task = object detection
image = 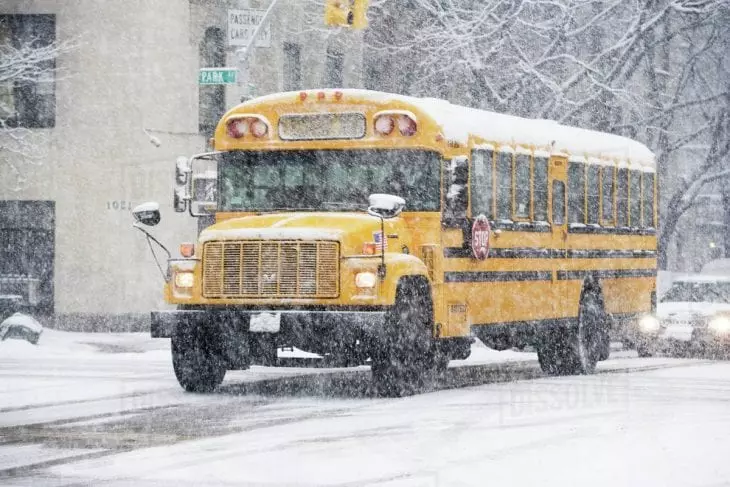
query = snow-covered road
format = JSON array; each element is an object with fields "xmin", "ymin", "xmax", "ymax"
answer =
[{"xmin": 2, "ymin": 331, "xmax": 729, "ymax": 486}]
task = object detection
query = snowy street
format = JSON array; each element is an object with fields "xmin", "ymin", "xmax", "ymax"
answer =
[{"xmin": 2, "ymin": 331, "xmax": 729, "ymax": 486}]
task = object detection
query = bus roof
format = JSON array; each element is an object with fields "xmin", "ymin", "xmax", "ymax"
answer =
[{"xmin": 238, "ymin": 89, "xmax": 656, "ymax": 168}]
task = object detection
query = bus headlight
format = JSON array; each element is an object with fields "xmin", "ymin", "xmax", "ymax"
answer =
[
  {"xmin": 355, "ymin": 271, "xmax": 377, "ymax": 289},
  {"xmin": 638, "ymin": 315, "xmax": 660, "ymax": 333},
  {"xmin": 174, "ymin": 271, "xmax": 195, "ymax": 289},
  {"xmin": 709, "ymin": 316, "xmax": 730, "ymax": 335}
]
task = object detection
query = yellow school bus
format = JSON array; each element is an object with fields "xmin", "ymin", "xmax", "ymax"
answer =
[{"xmin": 136, "ymin": 89, "xmax": 656, "ymax": 396}]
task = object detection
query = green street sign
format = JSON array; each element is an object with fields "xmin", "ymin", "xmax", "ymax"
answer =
[{"xmin": 199, "ymin": 68, "xmax": 238, "ymax": 85}]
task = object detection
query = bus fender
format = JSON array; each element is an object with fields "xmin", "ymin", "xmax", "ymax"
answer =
[{"xmin": 379, "ymin": 253, "xmax": 431, "ymax": 304}]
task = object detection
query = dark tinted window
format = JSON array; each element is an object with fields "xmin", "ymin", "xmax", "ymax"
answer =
[
  {"xmin": 617, "ymin": 168, "xmax": 629, "ymax": 227},
  {"xmin": 534, "ymin": 157, "xmax": 548, "ymax": 221},
  {"xmin": 471, "ymin": 149, "xmax": 493, "ymax": 219},
  {"xmin": 630, "ymin": 170, "xmax": 641, "ymax": 227},
  {"xmin": 643, "ymin": 172, "xmax": 655, "ymax": 228},
  {"xmin": 0, "ymin": 15, "xmax": 56, "ymax": 128},
  {"xmin": 496, "ymin": 151, "xmax": 512, "ymax": 220},
  {"xmin": 587, "ymin": 166, "xmax": 600, "ymax": 224},
  {"xmin": 568, "ymin": 162, "xmax": 585, "ymax": 224},
  {"xmin": 601, "ymin": 166, "xmax": 615, "ymax": 225},
  {"xmin": 552, "ymin": 180, "xmax": 565, "ymax": 225},
  {"xmin": 514, "ymin": 154, "xmax": 530, "ymax": 218}
]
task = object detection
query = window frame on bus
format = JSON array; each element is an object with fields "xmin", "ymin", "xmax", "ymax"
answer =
[
  {"xmin": 568, "ymin": 158, "xmax": 586, "ymax": 226},
  {"xmin": 616, "ymin": 162, "xmax": 629, "ymax": 229},
  {"xmin": 470, "ymin": 147, "xmax": 494, "ymax": 220},
  {"xmin": 533, "ymin": 152, "xmax": 549, "ymax": 223},
  {"xmin": 512, "ymin": 148, "xmax": 532, "ymax": 222},
  {"xmin": 586, "ymin": 159, "xmax": 601, "ymax": 226},
  {"xmin": 642, "ymin": 169, "xmax": 656, "ymax": 229},
  {"xmin": 600, "ymin": 161, "xmax": 616, "ymax": 227},
  {"xmin": 495, "ymin": 147, "xmax": 514, "ymax": 223},
  {"xmin": 629, "ymin": 166, "xmax": 642, "ymax": 229}
]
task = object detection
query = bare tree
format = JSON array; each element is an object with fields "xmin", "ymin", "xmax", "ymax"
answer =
[
  {"xmin": 360, "ymin": 0, "xmax": 729, "ymax": 268},
  {"xmin": 0, "ymin": 36, "xmax": 74, "ymax": 189}
]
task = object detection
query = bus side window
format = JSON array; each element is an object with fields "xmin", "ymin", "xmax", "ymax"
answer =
[
  {"xmin": 552, "ymin": 180, "xmax": 565, "ymax": 225},
  {"xmin": 601, "ymin": 164, "xmax": 615, "ymax": 226},
  {"xmin": 568, "ymin": 161, "xmax": 585, "ymax": 224},
  {"xmin": 643, "ymin": 172, "xmax": 655, "ymax": 228},
  {"xmin": 470, "ymin": 149, "xmax": 493, "ymax": 219},
  {"xmin": 443, "ymin": 156, "xmax": 468, "ymax": 226},
  {"xmin": 514, "ymin": 153, "xmax": 530, "ymax": 219},
  {"xmin": 533, "ymin": 156, "xmax": 548, "ymax": 222},
  {"xmin": 629, "ymin": 169, "xmax": 641, "ymax": 228},
  {"xmin": 587, "ymin": 165, "xmax": 600, "ymax": 225},
  {"xmin": 617, "ymin": 167, "xmax": 629, "ymax": 228},
  {"xmin": 496, "ymin": 151, "xmax": 513, "ymax": 221}
]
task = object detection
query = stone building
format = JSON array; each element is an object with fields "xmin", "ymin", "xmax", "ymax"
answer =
[{"xmin": 0, "ymin": 0, "xmax": 363, "ymax": 330}]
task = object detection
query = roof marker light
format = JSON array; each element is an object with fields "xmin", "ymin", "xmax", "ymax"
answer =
[
  {"xmin": 398, "ymin": 114, "xmax": 417, "ymax": 136},
  {"xmin": 299, "ymin": 92, "xmax": 308, "ymax": 101},
  {"xmin": 374, "ymin": 115, "xmax": 395, "ymax": 136},
  {"xmin": 317, "ymin": 91, "xmax": 326, "ymax": 101},
  {"xmin": 250, "ymin": 119, "xmax": 268, "ymax": 138},
  {"xmin": 334, "ymin": 91, "xmax": 343, "ymax": 101},
  {"xmin": 226, "ymin": 118, "xmax": 249, "ymax": 138}
]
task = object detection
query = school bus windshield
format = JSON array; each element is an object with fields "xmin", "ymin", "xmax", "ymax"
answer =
[{"xmin": 218, "ymin": 149, "xmax": 441, "ymax": 212}]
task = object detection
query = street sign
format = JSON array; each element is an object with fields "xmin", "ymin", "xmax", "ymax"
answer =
[
  {"xmin": 198, "ymin": 68, "xmax": 238, "ymax": 85},
  {"xmin": 228, "ymin": 9, "xmax": 271, "ymax": 47}
]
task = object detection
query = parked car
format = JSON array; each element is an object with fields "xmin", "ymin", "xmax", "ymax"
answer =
[{"xmin": 628, "ymin": 275, "xmax": 730, "ymax": 357}]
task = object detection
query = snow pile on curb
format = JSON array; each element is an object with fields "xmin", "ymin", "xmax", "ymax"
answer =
[{"xmin": 0, "ymin": 312, "xmax": 43, "ymax": 344}]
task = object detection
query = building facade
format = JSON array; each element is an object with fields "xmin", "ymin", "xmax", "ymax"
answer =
[{"xmin": 0, "ymin": 0, "xmax": 363, "ymax": 330}]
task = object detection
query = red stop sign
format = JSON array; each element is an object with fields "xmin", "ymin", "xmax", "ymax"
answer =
[{"xmin": 471, "ymin": 215, "xmax": 491, "ymax": 260}]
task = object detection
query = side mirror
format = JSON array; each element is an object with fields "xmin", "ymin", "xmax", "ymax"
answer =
[
  {"xmin": 132, "ymin": 202, "xmax": 161, "ymax": 226},
  {"xmin": 173, "ymin": 188, "xmax": 187, "ymax": 213},
  {"xmin": 175, "ymin": 156, "xmax": 190, "ymax": 185},
  {"xmin": 443, "ymin": 156, "xmax": 468, "ymax": 226},
  {"xmin": 367, "ymin": 193, "xmax": 406, "ymax": 219}
]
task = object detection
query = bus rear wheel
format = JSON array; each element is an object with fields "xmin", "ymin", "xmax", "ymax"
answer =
[
  {"xmin": 172, "ymin": 321, "xmax": 226, "ymax": 393},
  {"xmin": 538, "ymin": 291, "xmax": 604, "ymax": 375},
  {"xmin": 371, "ymin": 278, "xmax": 436, "ymax": 397}
]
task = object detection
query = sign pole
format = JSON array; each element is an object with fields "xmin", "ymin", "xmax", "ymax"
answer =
[{"xmin": 236, "ymin": 0, "xmax": 280, "ymax": 96}]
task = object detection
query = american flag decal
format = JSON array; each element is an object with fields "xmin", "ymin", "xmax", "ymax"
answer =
[{"xmin": 373, "ymin": 231, "xmax": 388, "ymax": 251}]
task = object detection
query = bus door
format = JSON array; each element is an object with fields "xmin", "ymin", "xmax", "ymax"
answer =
[{"xmin": 549, "ymin": 156, "xmax": 568, "ymax": 315}]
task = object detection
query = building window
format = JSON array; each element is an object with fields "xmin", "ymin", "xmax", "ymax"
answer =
[
  {"xmin": 587, "ymin": 165, "xmax": 600, "ymax": 225},
  {"xmin": 471, "ymin": 149, "xmax": 493, "ymax": 219},
  {"xmin": 513, "ymin": 153, "xmax": 530, "ymax": 219},
  {"xmin": 283, "ymin": 42, "xmax": 301, "ymax": 91},
  {"xmin": 199, "ymin": 27, "xmax": 225, "ymax": 134},
  {"xmin": 324, "ymin": 49, "xmax": 344, "ymax": 87},
  {"xmin": 568, "ymin": 161, "xmax": 585, "ymax": 224},
  {"xmin": 0, "ymin": 15, "xmax": 56, "ymax": 128},
  {"xmin": 496, "ymin": 151, "xmax": 512, "ymax": 221},
  {"xmin": 533, "ymin": 156, "xmax": 548, "ymax": 221}
]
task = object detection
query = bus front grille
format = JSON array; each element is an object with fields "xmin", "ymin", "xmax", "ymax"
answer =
[{"xmin": 202, "ymin": 240, "xmax": 339, "ymax": 299}]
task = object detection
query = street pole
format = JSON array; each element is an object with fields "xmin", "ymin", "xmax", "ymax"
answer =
[{"xmin": 236, "ymin": 0, "xmax": 281, "ymax": 99}]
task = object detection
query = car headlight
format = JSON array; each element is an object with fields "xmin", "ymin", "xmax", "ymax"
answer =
[
  {"xmin": 709, "ymin": 316, "xmax": 730, "ymax": 334},
  {"xmin": 174, "ymin": 271, "xmax": 195, "ymax": 288},
  {"xmin": 638, "ymin": 315, "xmax": 660, "ymax": 333},
  {"xmin": 355, "ymin": 271, "xmax": 377, "ymax": 289}
]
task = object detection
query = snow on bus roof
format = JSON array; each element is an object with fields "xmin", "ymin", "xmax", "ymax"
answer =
[{"xmin": 238, "ymin": 89, "xmax": 656, "ymax": 167}]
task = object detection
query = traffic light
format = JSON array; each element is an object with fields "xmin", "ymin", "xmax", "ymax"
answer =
[{"xmin": 324, "ymin": 0, "xmax": 369, "ymax": 30}]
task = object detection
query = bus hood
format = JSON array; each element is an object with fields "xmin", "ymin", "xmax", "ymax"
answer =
[{"xmin": 198, "ymin": 212, "xmax": 401, "ymax": 255}]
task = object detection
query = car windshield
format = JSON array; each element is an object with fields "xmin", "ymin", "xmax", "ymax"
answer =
[
  {"xmin": 218, "ymin": 149, "xmax": 441, "ymax": 212},
  {"xmin": 661, "ymin": 281, "xmax": 730, "ymax": 303}
]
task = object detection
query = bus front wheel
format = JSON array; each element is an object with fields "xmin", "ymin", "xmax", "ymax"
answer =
[
  {"xmin": 172, "ymin": 321, "xmax": 226, "ymax": 393},
  {"xmin": 371, "ymin": 278, "xmax": 435, "ymax": 397},
  {"xmin": 538, "ymin": 291, "xmax": 604, "ymax": 375}
]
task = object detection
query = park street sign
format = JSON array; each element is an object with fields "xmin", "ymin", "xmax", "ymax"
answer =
[{"xmin": 199, "ymin": 68, "xmax": 238, "ymax": 85}]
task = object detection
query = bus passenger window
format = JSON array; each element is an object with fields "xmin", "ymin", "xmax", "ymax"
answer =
[
  {"xmin": 514, "ymin": 153, "xmax": 530, "ymax": 219},
  {"xmin": 601, "ymin": 165, "xmax": 615, "ymax": 226},
  {"xmin": 629, "ymin": 170, "xmax": 641, "ymax": 227},
  {"xmin": 533, "ymin": 157, "xmax": 548, "ymax": 222},
  {"xmin": 587, "ymin": 165, "xmax": 600, "ymax": 225},
  {"xmin": 552, "ymin": 180, "xmax": 565, "ymax": 225},
  {"xmin": 568, "ymin": 161, "xmax": 585, "ymax": 224},
  {"xmin": 496, "ymin": 151, "xmax": 512, "ymax": 221},
  {"xmin": 643, "ymin": 172, "xmax": 655, "ymax": 228},
  {"xmin": 617, "ymin": 168, "xmax": 629, "ymax": 227},
  {"xmin": 471, "ymin": 149, "xmax": 493, "ymax": 219}
]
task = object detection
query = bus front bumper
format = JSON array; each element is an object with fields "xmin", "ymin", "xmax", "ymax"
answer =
[{"xmin": 150, "ymin": 308, "xmax": 388, "ymax": 339}]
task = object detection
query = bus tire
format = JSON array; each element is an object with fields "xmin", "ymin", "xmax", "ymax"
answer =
[
  {"xmin": 371, "ymin": 278, "xmax": 435, "ymax": 397},
  {"xmin": 172, "ymin": 321, "xmax": 226, "ymax": 393},
  {"xmin": 538, "ymin": 290, "xmax": 604, "ymax": 375}
]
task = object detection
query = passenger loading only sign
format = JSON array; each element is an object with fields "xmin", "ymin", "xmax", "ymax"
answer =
[{"xmin": 228, "ymin": 9, "xmax": 271, "ymax": 47}]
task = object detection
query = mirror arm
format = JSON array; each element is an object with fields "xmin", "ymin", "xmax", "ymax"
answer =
[
  {"xmin": 378, "ymin": 214, "xmax": 386, "ymax": 280},
  {"xmin": 133, "ymin": 222, "xmax": 172, "ymax": 282}
]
